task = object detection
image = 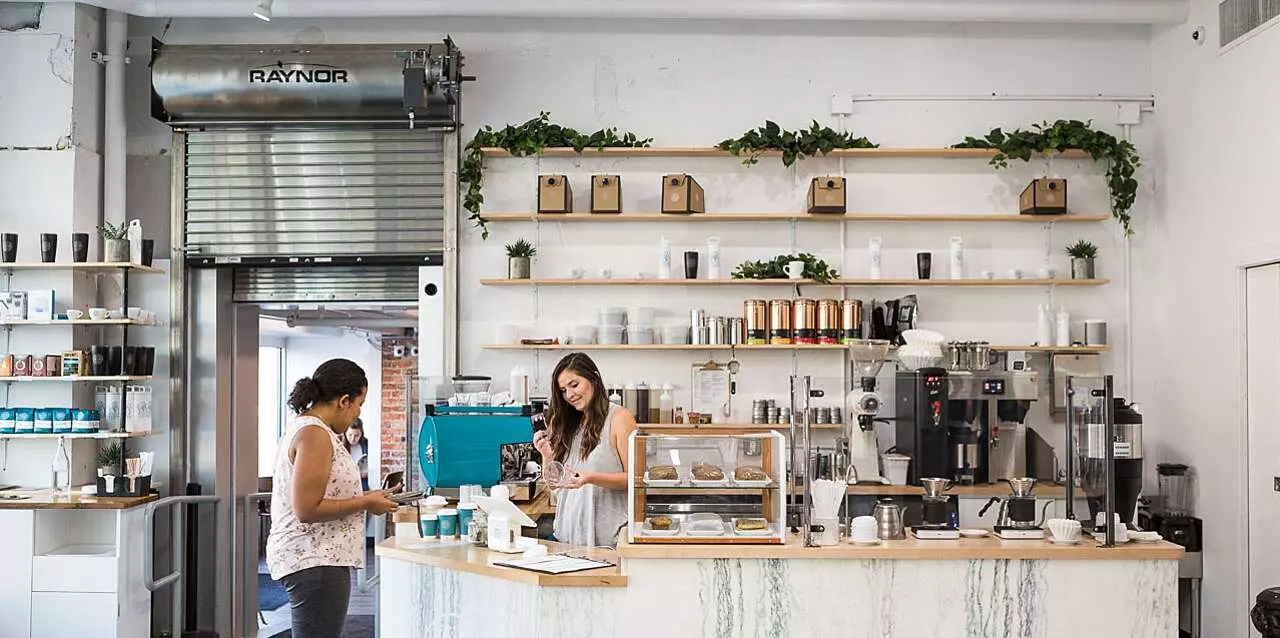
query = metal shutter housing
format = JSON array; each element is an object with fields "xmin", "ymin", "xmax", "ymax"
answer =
[{"xmin": 232, "ymin": 265, "xmax": 421, "ymax": 303}]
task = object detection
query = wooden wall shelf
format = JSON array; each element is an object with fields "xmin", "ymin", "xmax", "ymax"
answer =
[
  {"xmin": 483, "ymin": 343, "xmax": 1109, "ymax": 353},
  {"xmin": 0, "ymin": 431, "xmax": 157, "ymax": 440},
  {"xmin": 482, "ymin": 278, "xmax": 1110, "ymax": 287},
  {"xmin": 480, "ymin": 147, "xmax": 1093, "ymax": 160},
  {"xmin": 0, "ymin": 262, "xmax": 164, "ymax": 274},
  {"xmin": 0, "ymin": 375, "xmax": 155, "ymax": 383},
  {"xmin": 480, "ymin": 212, "xmax": 1110, "ymax": 223}
]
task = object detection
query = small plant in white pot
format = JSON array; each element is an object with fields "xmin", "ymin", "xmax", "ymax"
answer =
[
  {"xmin": 1066, "ymin": 239, "xmax": 1099, "ymax": 280},
  {"xmin": 100, "ymin": 221, "xmax": 130, "ymax": 263},
  {"xmin": 506, "ymin": 239, "xmax": 536, "ymax": 279},
  {"xmin": 96, "ymin": 441, "xmax": 121, "ymax": 476}
]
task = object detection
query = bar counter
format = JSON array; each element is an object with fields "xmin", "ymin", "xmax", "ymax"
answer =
[
  {"xmin": 0, "ymin": 489, "xmax": 158, "ymax": 510},
  {"xmin": 378, "ymin": 532, "xmax": 1181, "ymax": 638}
]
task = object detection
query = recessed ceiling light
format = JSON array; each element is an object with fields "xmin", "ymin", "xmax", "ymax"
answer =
[{"xmin": 252, "ymin": 0, "xmax": 272, "ymax": 21}]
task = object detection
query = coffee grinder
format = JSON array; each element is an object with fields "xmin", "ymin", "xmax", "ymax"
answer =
[
  {"xmin": 982, "ymin": 477, "xmax": 1047, "ymax": 539},
  {"xmin": 913, "ymin": 477, "xmax": 960, "ymax": 539},
  {"xmin": 844, "ymin": 339, "xmax": 894, "ymax": 484}
]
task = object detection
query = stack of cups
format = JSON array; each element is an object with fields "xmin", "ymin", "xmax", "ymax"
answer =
[
  {"xmin": 598, "ymin": 307, "xmax": 626, "ymax": 345},
  {"xmin": 418, "ymin": 494, "xmax": 449, "ymax": 540},
  {"xmin": 752, "ymin": 399, "xmax": 769, "ymax": 424},
  {"xmin": 627, "ymin": 306, "xmax": 655, "ymax": 345},
  {"xmin": 457, "ymin": 486, "xmax": 480, "ymax": 539},
  {"xmin": 850, "ymin": 516, "xmax": 879, "ymax": 544}
]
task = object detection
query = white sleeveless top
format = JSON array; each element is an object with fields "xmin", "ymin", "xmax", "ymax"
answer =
[
  {"xmin": 266, "ymin": 416, "xmax": 365, "ymax": 580},
  {"xmin": 553, "ymin": 405, "xmax": 629, "ymax": 548}
]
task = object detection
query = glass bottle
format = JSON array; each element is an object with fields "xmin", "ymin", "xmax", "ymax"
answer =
[{"xmin": 51, "ymin": 437, "xmax": 70, "ymax": 494}]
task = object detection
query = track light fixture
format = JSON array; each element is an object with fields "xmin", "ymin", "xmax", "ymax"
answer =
[{"xmin": 252, "ymin": 0, "xmax": 272, "ymax": 22}]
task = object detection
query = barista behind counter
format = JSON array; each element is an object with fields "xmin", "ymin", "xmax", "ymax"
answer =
[{"xmin": 532, "ymin": 352, "xmax": 638, "ymax": 548}]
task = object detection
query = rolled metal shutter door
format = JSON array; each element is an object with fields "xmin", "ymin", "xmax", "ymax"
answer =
[{"xmin": 183, "ymin": 128, "xmax": 446, "ymax": 298}]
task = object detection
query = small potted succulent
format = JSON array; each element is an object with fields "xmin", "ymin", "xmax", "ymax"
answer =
[
  {"xmin": 506, "ymin": 239, "xmax": 536, "ymax": 279},
  {"xmin": 100, "ymin": 221, "xmax": 130, "ymax": 263},
  {"xmin": 96, "ymin": 441, "xmax": 121, "ymax": 477},
  {"xmin": 1066, "ymin": 239, "xmax": 1099, "ymax": 280}
]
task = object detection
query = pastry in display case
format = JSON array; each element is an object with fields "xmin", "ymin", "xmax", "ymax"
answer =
[{"xmin": 627, "ymin": 429, "xmax": 786, "ymax": 544}]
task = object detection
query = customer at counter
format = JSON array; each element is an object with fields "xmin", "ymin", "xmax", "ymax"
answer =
[
  {"xmin": 267, "ymin": 358, "xmax": 401, "ymax": 638},
  {"xmin": 533, "ymin": 352, "xmax": 638, "ymax": 547}
]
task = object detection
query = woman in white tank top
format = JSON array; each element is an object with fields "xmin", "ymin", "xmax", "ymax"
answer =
[
  {"xmin": 533, "ymin": 353, "xmax": 638, "ymax": 548},
  {"xmin": 266, "ymin": 358, "xmax": 401, "ymax": 638}
]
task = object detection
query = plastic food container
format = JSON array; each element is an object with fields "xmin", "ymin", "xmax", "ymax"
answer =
[
  {"xmin": 598, "ymin": 324, "xmax": 625, "ymax": 344},
  {"xmin": 598, "ymin": 307, "xmax": 626, "ymax": 326},
  {"xmin": 661, "ymin": 324, "xmax": 690, "ymax": 345},
  {"xmin": 626, "ymin": 325, "xmax": 655, "ymax": 345}
]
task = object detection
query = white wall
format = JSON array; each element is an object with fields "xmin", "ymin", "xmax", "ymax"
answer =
[
  {"xmin": 281, "ymin": 331, "xmax": 383, "ymax": 487},
  {"xmin": 1141, "ymin": 2, "xmax": 1280, "ymax": 634}
]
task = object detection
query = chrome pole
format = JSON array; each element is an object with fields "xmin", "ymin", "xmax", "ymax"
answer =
[{"xmin": 1064, "ymin": 377, "xmax": 1076, "ymax": 521}]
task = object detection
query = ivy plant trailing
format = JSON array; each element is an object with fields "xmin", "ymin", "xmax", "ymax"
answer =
[
  {"xmin": 460, "ymin": 112, "xmax": 653, "ymax": 239},
  {"xmin": 716, "ymin": 120, "xmax": 878, "ymax": 168},
  {"xmin": 951, "ymin": 119, "xmax": 1141, "ymax": 236},
  {"xmin": 731, "ymin": 253, "xmax": 839, "ymax": 284}
]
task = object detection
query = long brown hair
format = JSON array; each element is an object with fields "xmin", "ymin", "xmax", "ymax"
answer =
[{"xmin": 547, "ymin": 352, "xmax": 610, "ymax": 463}]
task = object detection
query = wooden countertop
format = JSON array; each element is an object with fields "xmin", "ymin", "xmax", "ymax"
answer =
[
  {"xmin": 376, "ymin": 537, "xmax": 627, "ymax": 588},
  {"xmin": 617, "ymin": 533, "xmax": 1185, "ymax": 561},
  {"xmin": 0, "ymin": 489, "xmax": 158, "ymax": 510}
]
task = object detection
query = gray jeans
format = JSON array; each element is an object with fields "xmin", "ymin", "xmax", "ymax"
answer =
[{"xmin": 280, "ymin": 566, "xmax": 351, "ymax": 638}]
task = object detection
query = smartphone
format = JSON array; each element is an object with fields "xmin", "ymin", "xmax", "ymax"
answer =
[{"xmin": 382, "ymin": 471, "xmax": 405, "ymax": 491}]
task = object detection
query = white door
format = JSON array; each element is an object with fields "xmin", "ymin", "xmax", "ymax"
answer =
[{"xmin": 1246, "ymin": 263, "xmax": 1280, "ymax": 633}]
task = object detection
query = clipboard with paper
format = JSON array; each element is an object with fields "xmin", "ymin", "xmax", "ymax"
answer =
[{"xmin": 690, "ymin": 360, "xmax": 732, "ymax": 423}]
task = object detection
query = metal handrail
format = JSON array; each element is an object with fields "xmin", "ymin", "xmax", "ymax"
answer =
[{"xmin": 144, "ymin": 495, "xmax": 221, "ymax": 592}]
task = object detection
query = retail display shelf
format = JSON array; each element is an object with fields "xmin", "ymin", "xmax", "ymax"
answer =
[
  {"xmin": 0, "ymin": 375, "xmax": 155, "ymax": 383},
  {"xmin": 482, "ymin": 343, "xmax": 1109, "ymax": 353},
  {"xmin": 0, "ymin": 262, "xmax": 164, "ymax": 274},
  {"xmin": 480, "ymin": 147, "xmax": 1093, "ymax": 160},
  {"xmin": 480, "ymin": 212, "xmax": 1110, "ymax": 223},
  {"xmin": 481, "ymin": 278, "xmax": 1110, "ymax": 287},
  {"xmin": 0, "ymin": 319, "xmax": 147, "ymax": 326},
  {"xmin": 0, "ymin": 431, "xmax": 156, "ymax": 440}
]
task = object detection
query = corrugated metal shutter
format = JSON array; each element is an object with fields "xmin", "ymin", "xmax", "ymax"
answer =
[
  {"xmin": 1220, "ymin": 0, "xmax": 1280, "ymax": 48},
  {"xmin": 184, "ymin": 128, "xmax": 446, "ymax": 260},
  {"xmin": 232, "ymin": 266, "xmax": 419, "ymax": 303}
]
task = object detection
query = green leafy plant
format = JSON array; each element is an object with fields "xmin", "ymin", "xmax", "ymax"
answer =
[
  {"xmin": 99, "ymin": 221, "xmax": 127, "ymax": 240},
  {"xmin": 952, "ymin": 119, "xmax": 1141, "ymax": 235},
  {"xmin": 461, "ymin": 112, "xmax": 653, "ymax": 239},
  {"xmin": 505, "ymin": 239, "xmax": 536, "ymax": 259},
  {"xmin": 1065, "ymin": 239, "xmax": 1099, "ymax": 260},
  {"xmin": 96, "ymin": 442, "xmax": 121, "ymax": 469},
  {"xmin": 731, "ymin": 253, "xmax": 839, "ymax": 284},
  {"xmin": 717, "ymin": 120, "xmax": 878, "ymax": 167}
]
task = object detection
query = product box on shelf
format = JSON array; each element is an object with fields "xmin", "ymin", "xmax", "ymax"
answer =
[
  {"xmin": 1019, "ymin": 178, "xmax": 1068, "ymax": 215},
  {"xmin": 61, "ymin": 350, "xmax": 83, "ymax": 376},
  {"xmin": 627, "ymin": 428, "xmax": 786, "ymax": 545},
  {"xmin": 51, "ymin": 408, "xmax": 72, "ymax": 434},
  {"xmin": 26, "ymin": 290, "xmax": 53, "ymax": 321},
  {"xmin": 0, "ymin": 409, "xmax": 14, "ymax": 433},
  {"xmin": 30, "ymin": 355, "xmax": 47, "ymax": 377},
  {"xmin": 71, "ymin": 408, "xmax": 101, "ymax": 433},
  {"xmin": 13, "ymin": 408, "xmax": 34, "ymax": 434},
  {"xmin": 13, "ymin": 354, "xmax": 31, "ymax": 376},
  {"xmin": 590, "ymin": 174, "xmax": 622, "ymax": 213},
  {"xmin": 33, "ymin": 408, "xmax": 52, "ymax": 434},
  {"xmin": 661, "ymin": 174, "xmax": 705, "ymax": 214},
  {"xmin": 125, "ymin": 385, "xmax": 153, "ymax": 433},
  {"xmin": 537, "ymin": 174, "xmax": 573, "ymax": 213},
  {"xmin": 806, "ymin": 176, "xmax": 847, "ymax": 214}
]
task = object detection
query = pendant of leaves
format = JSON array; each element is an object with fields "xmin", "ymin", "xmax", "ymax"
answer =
[
  {"xmin": 953, "ymin": 119, "xmax": 1140, "ymax": 236},
  {"xmin": 461, "ymin": 112, "xmax": 652, "ymax": 239},
  {"xmin": 730, "ymin": 253, "xmax": 839, "ymax": 284}
]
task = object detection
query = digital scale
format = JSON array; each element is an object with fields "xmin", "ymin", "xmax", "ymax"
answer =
[
  {"xmin": 993, "ymin": 526, "xmax": 1046, "ymax": 540},
  {"xmin": 912, "ymin": 526, "xmax": 961, "ymax": 540}
]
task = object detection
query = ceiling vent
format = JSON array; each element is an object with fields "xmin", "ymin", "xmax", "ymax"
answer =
[{"xmin": 1220, "ymin": 0, "xmax": 1280, "ymax": 48}]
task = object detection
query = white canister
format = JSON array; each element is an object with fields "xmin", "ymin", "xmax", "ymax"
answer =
[
  {"xmin": 1055, "ymin": 307, "xmax": 1071, "ymax": 347},
  {"xmin": 949, "ymin": 236, "xmax": 964, "ymax": 280},
  {"xmin": 658, "ymin": 237, "xmax": 672, "ymax": 279},
  {"xmin": 1084, "ymin": 320, "xmax": 1108, "ymax": 346},
  {"xmin": 509, "ymin": 366, "xmax": 530, "ymax": 405},
  {"xmin": 706, "ymin": 236, "xmax": 721, "ymax": 279},
  {"xmin": 868, "ymin": 237, "xmax": 883, "ymax": 279},
  {"xmin": 1037, "ymin": 304, "xmax": 1054, "ymax": 346}
]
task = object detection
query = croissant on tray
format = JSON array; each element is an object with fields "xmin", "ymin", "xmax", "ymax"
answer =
[
  {"xmin": 691, "ymin": 463, "xmax": 725, "ymax": 481},
  {"xmin": 734, "ymin": 466, "xmax": 769, "ymax": 481},
  {"xmin": 735, "ymin": 518, "xmax": 768, "ymax": 532},
  {"xmin": 648, "ymin": 465, "xmax": 679, "ymax": 480},
  {"xmin": 649, "ymin": 516, "xmax": 674, "ymax": 530}
]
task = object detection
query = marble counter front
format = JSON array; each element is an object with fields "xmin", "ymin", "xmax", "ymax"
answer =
[{"xmin": 380, "ymin": 534, "xmax": 1180, "ymax": 638}]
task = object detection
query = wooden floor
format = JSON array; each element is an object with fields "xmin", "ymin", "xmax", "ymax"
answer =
[{"xmin": 258, "ymin": 545, "xmax": 380, "ymax": 637}]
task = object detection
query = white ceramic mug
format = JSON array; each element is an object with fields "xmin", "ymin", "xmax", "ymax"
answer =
[
  {"xmin": 785, "ymin": 260, "xmax": 806, "ymax": 279},
  {"xmin": 1006, "ymin": 268, "xmax": 1023, "ymax": 280},
  {"xmin": 88, "ymin": 307, "xmax": 109, "ymax": 321},
  {"xmin": 598, "ymin": 268, "xmax": 613, "ymax": 279},
  {"xmin": 65, "ymin": 309, "xmax": 84, "ymax": 320}
]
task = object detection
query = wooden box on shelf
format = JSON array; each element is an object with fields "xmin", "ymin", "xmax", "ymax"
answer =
[
  {"xmin": 537, "ymin": 175, "xmax": 573, "ymax": 213},
  {"xmin": 590, "ymin": 175, "xmax": 622, "ymax": 214},
  {"xmin": 1019, "ymin": 178, "xmax": 1068, "ymax": 215},
  {"xmin": 627, "ymin": 428, "xmax": 785, "ymax": 545},
  {"xmin": 807, "ymin": 176, "xmax": 847, "ymax": 214},
  {"xmin": 661, "ymin": 174, "xmax": 705, "ymax": 214}
]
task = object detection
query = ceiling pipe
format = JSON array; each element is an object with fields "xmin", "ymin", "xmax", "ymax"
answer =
[
  {"xmin": 102, "ymin": 10, "xmax": 128, "ymax": 239},
  {"xmin": 46, "ymin": 0, "xmax": 1189, "ymax": 24},
  {"xmin": 284, "ymin": 317, "xmax": 418, "ymax": 329}
]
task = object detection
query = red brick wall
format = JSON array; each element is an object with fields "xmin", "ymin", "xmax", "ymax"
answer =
[{"xmin": 380, "ymin": 337, "xmax": 417, "ymax": 479}]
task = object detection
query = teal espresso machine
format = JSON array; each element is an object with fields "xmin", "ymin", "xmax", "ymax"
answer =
[{"xmin": 418, "ymin": 404, "xmax": 538, "ymax": 494}]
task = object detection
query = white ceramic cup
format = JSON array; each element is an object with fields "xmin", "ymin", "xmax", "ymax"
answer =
[
  {"xmin": 1038, "ymin": 267, "xmax": 1057, "ymax": 280},
  {"xmin": 88, "ymin": 308, "xmax": 108, "ymax": 321},
  {"xmin": 65, "ymin": 309, "xmax": 84, "ymax": 320},
  {"xmin": 814, "ymin": 517, "xmax": 840, "ymax": 546},
  {"xmin": 850, "ymin": 516, "xmax": 879, "ymax": 542},
  {"xmin": 785, "ymin": 260, "xmax": 806, "ymax": 279},
  {"xmin": 1006, "ymin": 268, "xmax": 1023, "ymax": 280},
  {"xmin": 126, "ymin": 307, "xmax": 141, "ymax": 319},
  {"xmin": 598, "ymin": 268, "xmax": 613, "ymax": 279}
]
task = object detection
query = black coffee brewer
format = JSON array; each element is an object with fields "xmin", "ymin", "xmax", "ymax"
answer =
[{"xmin": 913, "ymin": 478, "xmax": 959, "ymax": 540}]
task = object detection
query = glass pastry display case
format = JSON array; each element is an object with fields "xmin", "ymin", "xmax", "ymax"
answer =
[{"xmin": 627, "ymin": 429, "xmax": 786, "ymax": 544}]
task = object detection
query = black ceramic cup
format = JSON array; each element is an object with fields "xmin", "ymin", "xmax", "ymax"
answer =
[
  {"xmin": 72, "ymin": 233, "xmax": 89, "ymax": 262},
  {"xmin": 40, "ymin": 233, "xmax": 57, "ymax": 263},
  {"xmin": 684, "ymin": 251, "xmax": 699, "ymax": 279},
  {"xmin": 916, "ymin": 252, "xmax": 932, "ymax": 280},
  {"xmin": 1, "ymin": 233, "xmax": 16, "ymax": 263}
]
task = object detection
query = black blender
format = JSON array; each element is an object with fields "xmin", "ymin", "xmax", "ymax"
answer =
[
  {"xmin": 913, "ymin": 477, "xmax": 959, "ymax": 539},
  {"xmin": 1149, "ymin": 463, "xmax": 1202, "ymax": 551}
]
